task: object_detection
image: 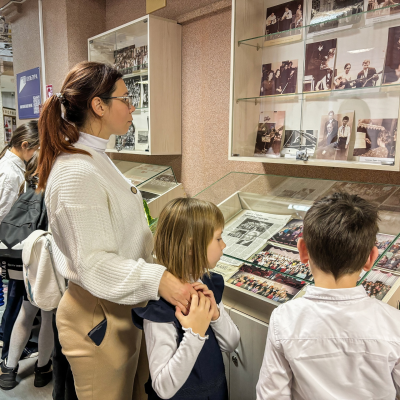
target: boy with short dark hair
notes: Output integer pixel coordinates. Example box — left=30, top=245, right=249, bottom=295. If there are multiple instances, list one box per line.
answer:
left=256, top=192, right=400, bottom=400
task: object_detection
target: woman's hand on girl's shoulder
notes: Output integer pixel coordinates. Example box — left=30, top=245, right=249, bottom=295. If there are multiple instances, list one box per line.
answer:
left=192, top=282, right=220, bottom=321
left=175, top=292, right=216, bottom=337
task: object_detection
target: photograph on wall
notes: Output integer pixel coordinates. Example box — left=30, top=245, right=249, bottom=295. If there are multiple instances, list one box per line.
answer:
left=142, top=75, right=149, bottom=108
left=114, top=44, right=136, bottom=74
left=260, top=60, right=298, bottom=96
left=359, top=268, right=398, bottom=300
left=303, top=39, right=337, bottom=92
left=375, top=233, right=396, bottom=254
left=226, top=264, right=304, bottom=303
left=124, top=76, right=141, bottom=108
left=265, top=0, right=303, bottom=44
left=353, top=119, right=397, bottom=161
left=281, top=129, right=318, bottom=156
left=249, top=244, right=313, bottom=282
left=366, top=0, right=400, bottom=24
left=334, top=43, right=385, bottom=90
left=315, top=182, right=398, bottom=206
left=268, top=219, right=304, bottom=247
left=315, top=110, right=355, bottom=160
left=221, top=211, right=291, bottom=266
left=383, top=26, right=400, bottom=85
left=254, top=111, right=285, bottom=157
left=308, top=0, right=364, bottom=36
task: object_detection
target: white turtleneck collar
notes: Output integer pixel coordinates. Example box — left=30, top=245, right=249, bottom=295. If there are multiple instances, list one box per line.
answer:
left=76, top=132, right=109, bottom=154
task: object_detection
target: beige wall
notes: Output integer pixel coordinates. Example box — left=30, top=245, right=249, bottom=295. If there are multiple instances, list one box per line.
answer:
left=10, top=0, right=400, bottom=198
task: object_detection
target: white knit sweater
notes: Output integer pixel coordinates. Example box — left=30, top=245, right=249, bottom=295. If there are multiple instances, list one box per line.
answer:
left=45, top=139, right=166, bottom=305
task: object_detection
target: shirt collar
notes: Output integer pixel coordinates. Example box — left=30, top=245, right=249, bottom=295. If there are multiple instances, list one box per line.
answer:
left=76, top=132, right=109, bottom=153
left=4, top=149, right=25, bottom=172
left=304, top=285, right=367, bottom=301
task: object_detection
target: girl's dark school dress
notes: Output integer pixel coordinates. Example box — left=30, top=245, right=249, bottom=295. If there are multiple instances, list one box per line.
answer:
left=132, top=272, right=228, bottom=400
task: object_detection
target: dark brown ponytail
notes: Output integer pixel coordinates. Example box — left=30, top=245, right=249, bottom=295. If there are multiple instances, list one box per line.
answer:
left=0, top=121, right=39, bottom=159
left=37, top=61, right=123, bottom=191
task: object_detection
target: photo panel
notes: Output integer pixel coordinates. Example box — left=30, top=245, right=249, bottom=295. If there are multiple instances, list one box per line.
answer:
left=254, top=110, right=286, bottom=157
left=375, top=233, right=396, bottom=254
left=359, top=268, right=399, bottom=300
left=260, top=60, right=299, bottom=96
left=315, top=110, right=355, bottom=160
left=124, top=76, right=141, bottom=108
left=334, top=34, right=386, bottom=90
left=376, top=238, right=400, bottom=270
left=265, top=0, right=304, bottom=45
left=304, top=39, right=337, bottom=92
left=308, top=0, right=364, bottom=36
left=269, top=219, right=303, bottom=247
left=353, top=118, right=398, bottom=162
left=281, top=129, right=318, bottom=156
left=383, top=25, right=400, bottom=84
left=114, top=44, right=136, bottom=74
left=227, top=264, right=304, bottom=303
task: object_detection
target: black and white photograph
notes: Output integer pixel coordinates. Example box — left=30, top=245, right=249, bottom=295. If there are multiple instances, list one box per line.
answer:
left=309, top=0, right=364, bottom=35
left=316, top=182, right=398, bottom=205
left=366, top=0, right=400, bottom=23
left=334, top=39, right=385, bottom=90
left=303, top=39, right=337, bottom=92
left=265, top=0, right=303, bottom=42
left=359, top=269, right=398, bottom=300
left=124, top=76, right=141, bottom=108
left=135, top=130, right=149, bottom=151
left=315, top=110, right=355, bottom=160
left=375, top=233, right=396, bottom=254
left=281, top=129, right=318, bottom=156
left=269, top=219, right=303, bottom=247
left=383, top=26, right=400, bottom=85
left=227, top=264, right=303, bottom=303
left=254, top=111, right=285, bottom=157
left=353, top=119, right=397, bottom=160
left=114, top=44, right=136, bottom=74
left=133, top=45, right=148, bottom=70
left=260, top=60, right=298, bottom=96
left=124, top=123, right=135, bottom=150
left=142, top=75, right=149, bottom=108
left=221, top=211, right=290, bottom=266
left=248, top=244, right=313, bottom=282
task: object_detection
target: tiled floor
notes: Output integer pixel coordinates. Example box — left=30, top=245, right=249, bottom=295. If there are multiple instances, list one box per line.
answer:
left=0, top=282, right=53, bottom=399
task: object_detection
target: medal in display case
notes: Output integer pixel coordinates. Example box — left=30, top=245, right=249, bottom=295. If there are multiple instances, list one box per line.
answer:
left=231, top=0, right=400, bottom=170
left=88, top=15, right=181, bottom=156
left=194, top=172, right=400, bottom=399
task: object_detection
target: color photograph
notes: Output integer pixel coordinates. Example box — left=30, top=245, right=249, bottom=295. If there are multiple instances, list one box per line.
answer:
left=315, top=110, right=355, bottom=160
left=359, top=269, right=398, bottom=300
left=303, top=39, right=337, bottom=92
left=269, top=219, right=303, bottom=247
left=375, top=233, right=396, bottom=254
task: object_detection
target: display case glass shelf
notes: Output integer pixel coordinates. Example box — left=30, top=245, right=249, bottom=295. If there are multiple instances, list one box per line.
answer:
left=195, top=172, right=400, bottom=309
left=88, top=15, right=181, bottom=156
left=231, top=0, right=400, bottom=170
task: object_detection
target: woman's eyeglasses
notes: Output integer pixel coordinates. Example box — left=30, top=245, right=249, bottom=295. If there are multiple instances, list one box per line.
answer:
left=101, top=95, right=135, bottom=108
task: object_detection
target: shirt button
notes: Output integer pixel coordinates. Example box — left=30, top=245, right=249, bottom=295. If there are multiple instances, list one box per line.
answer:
left=131, top=186, right=137, bottom=194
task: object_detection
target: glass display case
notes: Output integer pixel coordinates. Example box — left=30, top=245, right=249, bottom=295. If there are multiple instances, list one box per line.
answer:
left=88, top=15, right=181, bottom=156
left=230, top=0, right=400, bottom=171
left=195, top=172, right=400, bottom=321
left=112, top=160, right=185, bottom=218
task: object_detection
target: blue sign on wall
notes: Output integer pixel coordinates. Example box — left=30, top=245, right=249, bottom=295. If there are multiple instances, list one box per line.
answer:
left=17, top=67, right=41, bottom=119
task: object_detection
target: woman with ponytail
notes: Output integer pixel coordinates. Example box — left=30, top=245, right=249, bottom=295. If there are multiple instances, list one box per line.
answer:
left=37, top=61, right=195, bottom=400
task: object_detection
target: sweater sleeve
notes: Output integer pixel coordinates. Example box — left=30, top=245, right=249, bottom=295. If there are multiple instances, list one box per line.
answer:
left=48, top=162, right=166, bottom=305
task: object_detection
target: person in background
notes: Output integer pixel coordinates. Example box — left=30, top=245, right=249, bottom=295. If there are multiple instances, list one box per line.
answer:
left=37, top=61, right=195, bottom=400
left=0, top=121, right=40, bottom=364
left=256, top=192, right=400, bottom=399
left=133, top=198, right=240, bottom=400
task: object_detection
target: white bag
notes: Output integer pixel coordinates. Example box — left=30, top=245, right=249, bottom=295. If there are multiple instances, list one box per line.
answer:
left=22, top=230, right=66, bottom=311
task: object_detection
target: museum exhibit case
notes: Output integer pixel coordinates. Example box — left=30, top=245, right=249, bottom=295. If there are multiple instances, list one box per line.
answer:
left=230, top=0, right=400, bottom=171
left=88, top=15, right=181, bottom=156
left=194, top=172, right=400, bottom=399
left=111, top=160, right=185, bottom=218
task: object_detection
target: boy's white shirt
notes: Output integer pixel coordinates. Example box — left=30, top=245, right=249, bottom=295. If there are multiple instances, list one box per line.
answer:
left=256, top=285, right=400, bottom=400
left=144, top=278, right=240, bottom=399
